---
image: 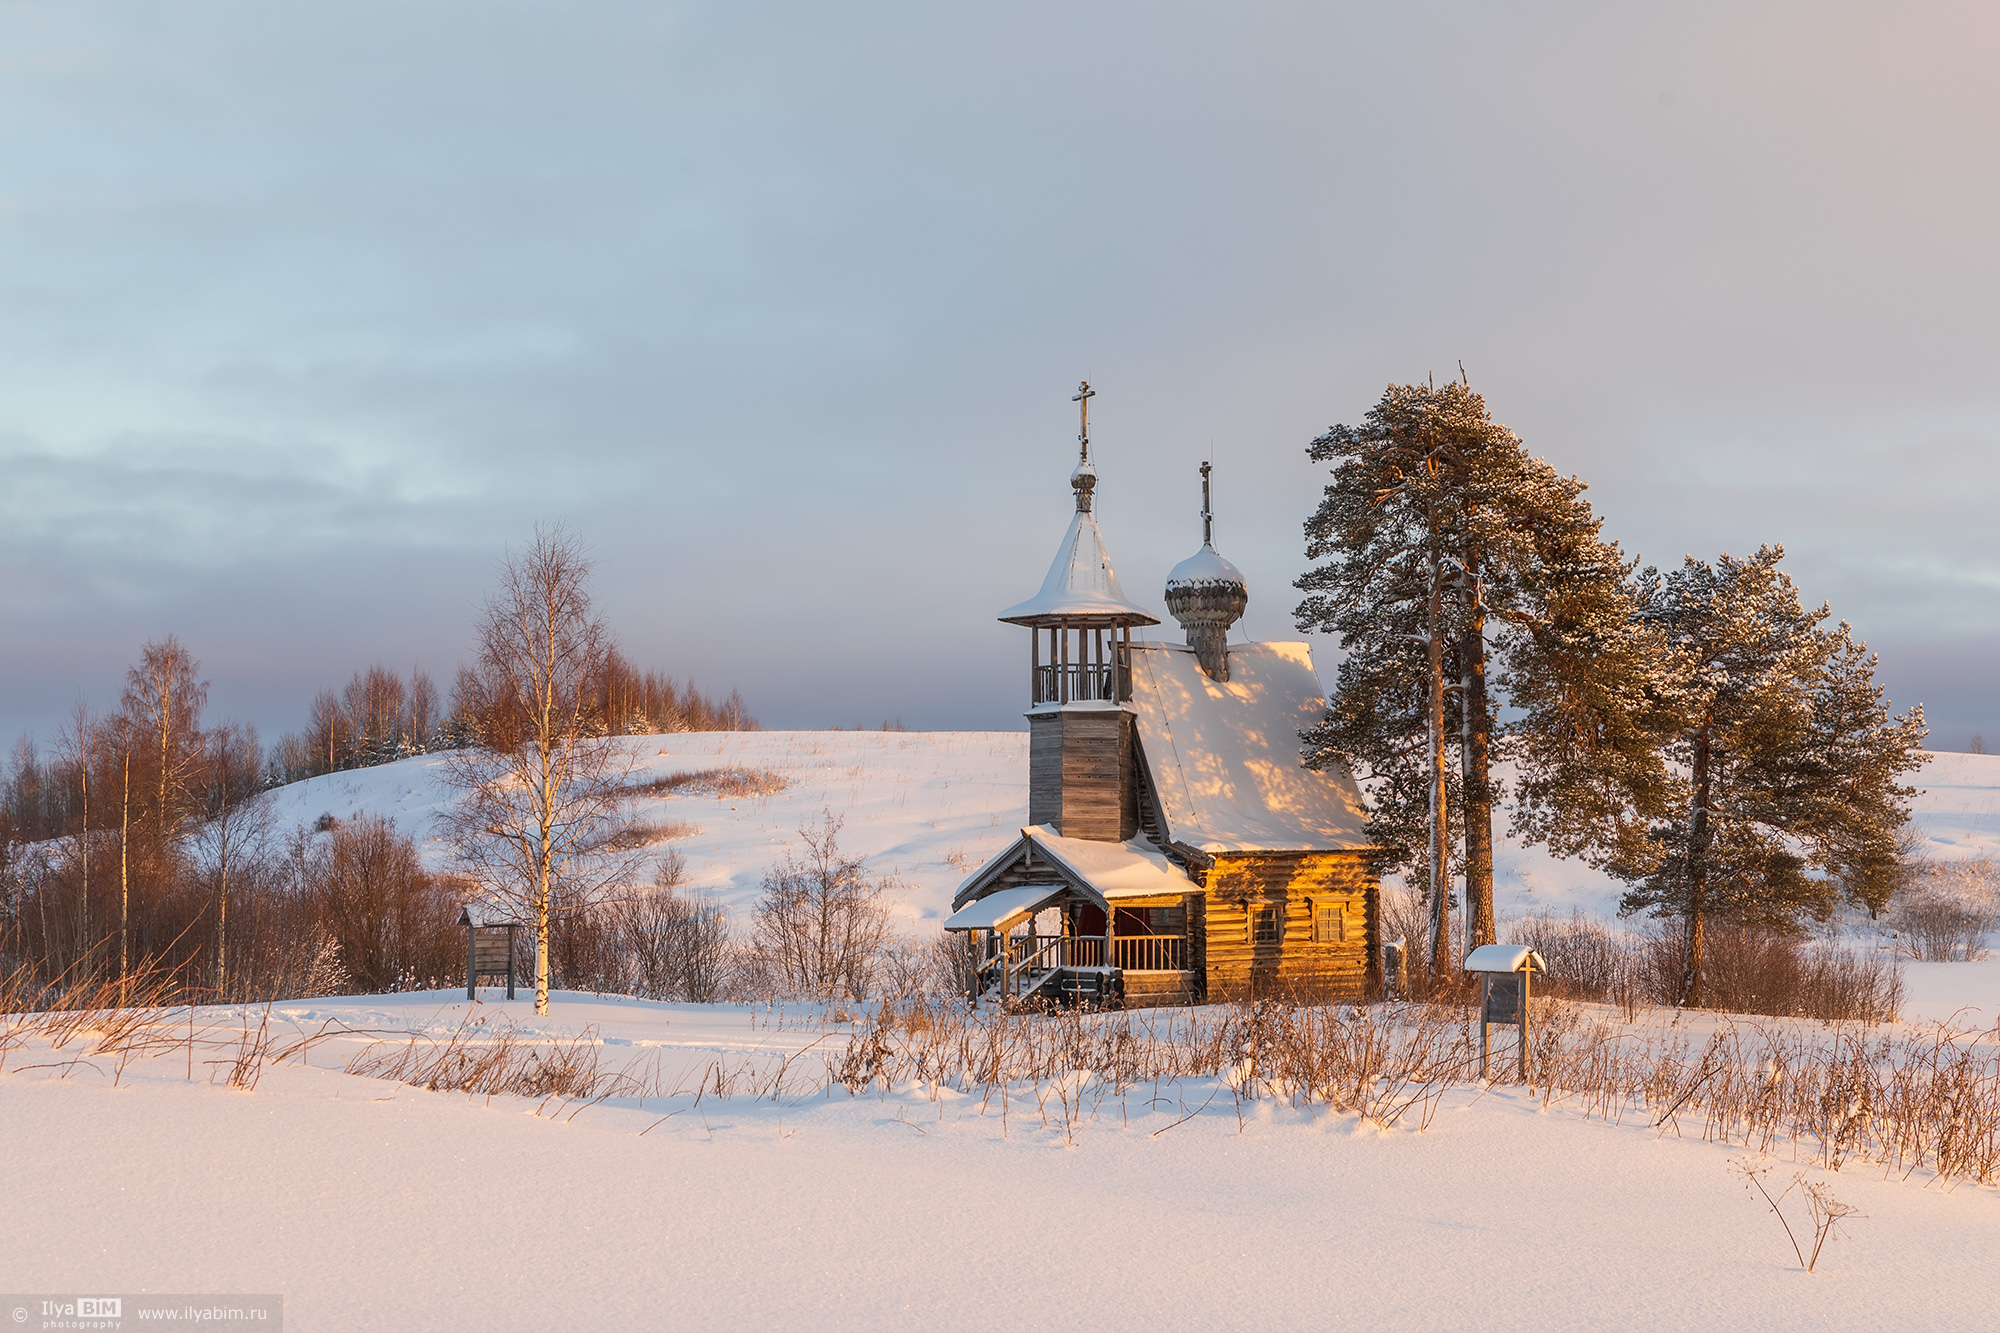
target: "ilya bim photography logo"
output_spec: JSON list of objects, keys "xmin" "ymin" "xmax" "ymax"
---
[{"xmin": 5, "ymin": 1295, "xmax": 282, "ymax": 1330}]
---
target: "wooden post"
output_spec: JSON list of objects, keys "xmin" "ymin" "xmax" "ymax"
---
[
  {"xmin": 466, "ymin": 922, "xmax": 478, "ymax": 1001},
  {"xmin": 1478, "ymin": 974, "xmax": 1490, "ymax": 1077},
  {"xmin": 507, "ymin": 923, "xmax": 518, "ymax": 1001},
  {"xmin": 1520, "ymin": 966, "xmax": 1531, "ymax": 1084}
]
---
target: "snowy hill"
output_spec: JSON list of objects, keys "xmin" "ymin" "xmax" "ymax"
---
[
  {"xmin": 258, "ymin": 731, "xmax": 1030, "ymax": 929},
  {"xmin": 260, "ymin": 734, "xmax": 2000, "ymax": 929}
]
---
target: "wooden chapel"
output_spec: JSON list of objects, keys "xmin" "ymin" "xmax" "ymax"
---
[{"xmin": 943, "ymin": 383, "xmax": 1380, "ymax": 1007}]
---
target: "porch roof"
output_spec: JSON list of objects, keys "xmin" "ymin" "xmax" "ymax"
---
[
  {"xmin": 941, "ymin": 884, "xmax": 1067, "ymax": 932},
  {"xmin": 950, "ymin": 824, "xmax": 1198, "ymax": 913}
]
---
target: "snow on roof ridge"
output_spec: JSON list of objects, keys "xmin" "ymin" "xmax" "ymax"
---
[
  {"xmin": 1164, "ymin": 542, "xmax": 1247, "ymax": 591},
  {"xmin": 998, "ymin": 508, "xmax": 1160, "ymax": 624}
]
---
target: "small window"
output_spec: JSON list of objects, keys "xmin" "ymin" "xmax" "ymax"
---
[
  {"xmin": 1314, "ymin": 905, "xmax": 1346, "ymax": 945},
  {"xmin": 1253, "ymin": 907, "xmax": 1280, "ymax": 945}
]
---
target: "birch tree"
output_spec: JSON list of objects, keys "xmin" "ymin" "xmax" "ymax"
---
[
  {"xmin": 442, "ymin": 525, "xmax": 635, "ymax": 1015},
  {"xmin": 61, "ymin": 703, "xmax": 94, "ymax": 972},
  {"xmin": 120, "ymin": 637, "xmax": 209, "ymax": 859}
]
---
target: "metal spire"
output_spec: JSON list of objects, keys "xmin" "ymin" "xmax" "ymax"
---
[{"xmin": 1200, "ymin": 460, "xmax": 1213, "ymax": 546}]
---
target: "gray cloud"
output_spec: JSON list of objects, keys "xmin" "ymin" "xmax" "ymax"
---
[{"xmin": 1, "ymin": 0, "xmax": 1995, "ymax": 751}]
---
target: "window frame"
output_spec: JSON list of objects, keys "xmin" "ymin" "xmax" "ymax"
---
[{"xmin": 1313, "ymin": 903, "xmax": 1346, "ymax": 945}]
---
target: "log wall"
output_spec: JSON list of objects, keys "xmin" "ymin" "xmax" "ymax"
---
[{"xmin": 1199, "ymin": 851, "xmax": 1377, "ymax": 1002}]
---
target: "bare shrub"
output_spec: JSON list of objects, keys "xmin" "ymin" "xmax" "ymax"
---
[
  {"xmin": 1699, "ymin": 924, "xmax": 1903, "ymax": 1023},
  {"xmin": 1891, "ymin": 858, "xmax": 1999, "ymax": 961},
  {"xmin": 612, "ymin": 853, "xmax": 734, "ymax": 1002},
  {"xmin": 752, "ymin": 812, "xmax": 893, "ymax": 1000},
  {"xmin": 1507, "ymin": 911, "xmax": 1636, "ymax": 1006},
  {"xmin": 1503, "ymin": 913, "xmax": 1901, "ymax": 1024},
  {"xmin": 298, "ymin": 815, "xmax": 460, "ymax": 993},
  {"xmin": 1379, "ymin": 882, "xmax": 1434, "ymax": 995},
  {"xmin": 875, "ymin": 931, "xmax": 977, "ymax": 1002}
]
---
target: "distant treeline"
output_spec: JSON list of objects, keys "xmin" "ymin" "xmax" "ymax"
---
[
  {"xmin": 4, "ymin": 645, "xmax": 756, "ymax": 846},
  {"xmin": 0, "ymin": 634, "xmax": 755, "ymax": 1000},
  {"xmin": 270, "ymin": 649, "xmax": 755, "ymax": 784}
]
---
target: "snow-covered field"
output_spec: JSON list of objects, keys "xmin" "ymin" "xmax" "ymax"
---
[
  {"xmin": 9, "ymin": 738, "xmax": 2000, "ymax": 1330},
  {"xmin": 4, "ymin": 990, "xmax": 1999, "ymax": 1332}
]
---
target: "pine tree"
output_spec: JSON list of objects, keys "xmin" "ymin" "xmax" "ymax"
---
[
  {"xmin": 1616, "ymin": 547, "xmax": 1925, "ymax": 1004},
  {"xmin": 1800, "ymin": 623, "xmax": 1928, "ymax": 918},
  {"xmin": 1298, "ymin": 379, "xmax": 1629, "ymax": 965},
  {"xmin": 1495, "ymin": 476, "xmax": 1679, "ymax": 889},
  {"xmin": 1297, "ymin": 382, "xmax": 1478, "ymax": 978}
]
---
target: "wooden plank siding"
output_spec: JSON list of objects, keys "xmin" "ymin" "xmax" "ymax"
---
[
  {"xmin": 1028, "ymin": 708, "xmax": 1137, "ymax": 841},
  {"xmin": 1199, "ymin": 851, "xmax": 1377, "ymax": 1002}
]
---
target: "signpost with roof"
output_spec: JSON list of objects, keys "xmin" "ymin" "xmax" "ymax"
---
[
  {"xmin": 1464, "ymin": 943, "xmax": 1545, "ymax": 1081},
  {"xmin": 460, "ymin": 904, "xmax": 521, "ymax": 1001}
]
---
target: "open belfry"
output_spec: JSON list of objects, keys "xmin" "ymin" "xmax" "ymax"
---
[{"xmin": 945, "ymin": 383, "xmax": 1381, "ymax": 1006}]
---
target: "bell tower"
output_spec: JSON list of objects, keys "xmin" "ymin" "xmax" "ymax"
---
[{"xmin": 997, "ymin": 382, "xmax": 1159, "ymax": 841}]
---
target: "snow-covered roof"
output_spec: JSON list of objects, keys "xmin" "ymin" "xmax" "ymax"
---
[
  {"xmin": 942, "ymin": 884, "xmax": 1067, "ymax": 931},
  {"xmin": 1165, "ymin": 543, "xmax": 1246, "ymax": 592},
  {"xmin": 1129, "ymin": 641, "xmax": 1371, "ymax": 854},
  {"xmin": 458, "ymin": 902, "xmax": 523, "ymax": 928},
  {"xmin": 1464, "ymin": 944, "xmax": 1547, "ymax": 974},
  {"xmin": 950, "ymin": 824, "xmax": 1198, "ymax": 912},
  {"xmin": 998, "ymin": 509, "xmax": 1160, "ymax": 625},
  {"xmin": 1024, "ymin": 825, "xmax": 1197, "ymax": 899}
]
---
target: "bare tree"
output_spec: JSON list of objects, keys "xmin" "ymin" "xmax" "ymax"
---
[
  {"xmin": 196, "ymin": 723, "xmax": 266, "ymax": 997},
  {"xmin": 120, "ymin": 636, "xmax": 209, "ymax": 855},
  {"xmin": 442, "ymin": 525, "xmax": 636, "ymax": 1014},
  {"xmin": 61, "ymin": 702, "xmax": 94, "ymax": 973},
  {"xmin": 752, "ymin": 811, "xmax": 894, "ymax": 1001},
  {"xmin": 410, "ymin": 668, "xmax": 440, "ymax": 748}
]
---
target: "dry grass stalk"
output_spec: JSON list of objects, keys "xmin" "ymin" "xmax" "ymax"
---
[{"xmin": 623, "ymin": 767, "xmax": 786, "ymax": 801}]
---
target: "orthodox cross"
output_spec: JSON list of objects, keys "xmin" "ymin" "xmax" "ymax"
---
[
  {"xmin": 1200, "ymin": 460, "xmax": 1213, "ymax": 546},
  {"xmin": 1072, "ymin": 380, "xmax": 1095, "ymax": 464}
]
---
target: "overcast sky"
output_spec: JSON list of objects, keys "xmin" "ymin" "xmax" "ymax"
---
[{"xmin": 3, "ymin": 1, "xmax": 1996, "ymax": 751}]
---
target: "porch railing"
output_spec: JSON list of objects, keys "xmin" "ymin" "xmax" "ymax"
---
[
  {"xmin": 973, "ymin": 932, "xmax": 1187, "ymax": 1003},
  {"xmin": 1114, "ymin": 936, "xmax": 1187, "ymax": 972}
]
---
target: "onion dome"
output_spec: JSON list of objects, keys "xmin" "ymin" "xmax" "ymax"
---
[{"xmin": 1163, "ymin": 462, "xmax": 1247, "ymax": 680}]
